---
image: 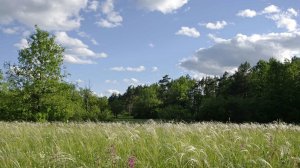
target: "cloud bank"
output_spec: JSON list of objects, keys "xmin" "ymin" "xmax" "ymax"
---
[
  {"xmin": 0, "ymin": 0, "xmax": 87, "ymax": 31},
  {"xmin": 180, "ymin": 31, "xmax": 300, "ymax": 75}
]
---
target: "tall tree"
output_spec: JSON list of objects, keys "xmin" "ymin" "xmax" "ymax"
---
[
  {"xmin": 108, "ymin": 93, "xmax": 123, "ymax": 118},
  {"xmin": 7, "ymin": 26, "xmax": 65, "ymax": 121},
  {"xmin": 131, "ymin": 85, "xmax": 161, "ymax": 119}
]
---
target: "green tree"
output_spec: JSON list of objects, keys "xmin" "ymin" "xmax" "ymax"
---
[
  {"xmin": 158, "ymin": 75, "xmax": 171, "ymax": 103},
  {"xmin": 159, "ymin": 76, "xmax": 195, "ymax": 120},
  {"xmin": 108, "ymin": 93, "xmax": 124, "ymax": 118},
  {"xmin": 7, "ymin": 26, "xmax": 65, "ymax": 121},
  {"xmin": 131, "ymin": 85, "xmax": 161, "ymax": 119},
  {"xmin": 79, "ymin": 88, "xmax": 111, "ymax": 121}
]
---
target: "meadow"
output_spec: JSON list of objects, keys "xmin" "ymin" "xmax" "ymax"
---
[{"xmin": 0, "ymin": 121, "xmax": 300, "ymax": 168}]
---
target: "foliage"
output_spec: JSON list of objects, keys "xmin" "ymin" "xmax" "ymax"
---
[
  {"xmin": 113, "ymin": 57, "xmax": 300, "ymax": 123},
  {"xmin": 108, "ymin": 93, "xmax": 124, "ymax": 118},
  {"xmin": 0, "ymin": 26, "xmax": 112, "ymax": 122}
]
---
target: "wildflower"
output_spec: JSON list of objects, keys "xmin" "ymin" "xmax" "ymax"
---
[{"xmin": 128, "ymin": 156, "xmax": 136, "ymax": 168}]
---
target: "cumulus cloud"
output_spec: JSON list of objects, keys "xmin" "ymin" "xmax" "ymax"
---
[
  {"xmin": 22, "ymin": 30, "xmax": 31, "ymax": 37},
  {"xmin": 204, "ymin": 21, "xmax": 227, "ymax": 30},
  {"xmin": 77, "ymin": 31, "xmax": 99, "ymax": 45},
  {"xmin": 136, "ymin": 0, "xmax": 188, "ymax": 14},
  {"xmin": 106, "ymin": 89, "xmax": 120, "ymax": 95},
  {"xmin": 77, "ymin": 31, "xmax": 89, "ymax": 38},
  {"xmin": 14, "ymin": 38, "xmax": 29, "ymax": 49},
  {"xmin": 262, "ymin": 5, "xmax": 280, "ymax": 14},
  {"xmin": 287, "ymin": 8, "xmax": 298, "ymax": 17},
  {"xmin": 110, "ymin": 66, "xmax": 146, "ymax": 72},
  {"xmin": 237, "ymin": 5, "xmax": 298, "ymax": 32},
  {"xmin": 123, "ymin": 78, "xmax": 140, "ymax": 86},
  {"xmin": 237, "ymin": 9, "xmax": 257, "ymax": 18},
  {"xmin": 266, "ymin": 7, "xmax": 298, "ymax": 32},
  {"xmin": 0, "ymin": 0, "xmax": 87, "ymax": 31},
  {"xmin": 180, "ymin": 31, "xmax": 300, "ymax": 75},
  {"xmin": 105, "ymin": 79, "xmax": 118, "ymax": 84},
  {"xmin": 96, "ymin": 0, "xmax": 123, "ymax": 28},
  {"xmin": 152, "ymin": 66, "xmax": 159, "ymax": 72},
  {"xmin": 55, "ymin": 32, "xmax": 107, "ymax": 64},
  {"xmin": 176, "ymin": 27, "xmax": 200, "ymax": 38},
  {"xmin": 64, "ymin": 55, "xmax": 96, "ymax": 64},
  {"xmin": 91, "ymin": 39, "xmax": 99, "ymax": 45},
  {"xmin": 208, "ymin": 34, "xmax": 229, "ymax": 43},
  {"xmin": 88, "ymin": 0, "xmax": 99, "ymax": 12},
  {"xmin": 1, "ymin": 27, "xmax": 19, "ymax": 34}
]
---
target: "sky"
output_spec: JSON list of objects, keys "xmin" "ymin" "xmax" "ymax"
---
[{"xmin": 0, "ymin": 0, "xmax": 299, "ymax": 96}]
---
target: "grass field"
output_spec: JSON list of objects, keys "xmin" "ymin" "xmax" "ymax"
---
[{"xmin": 0, "ymin": 121, "xmax": 300, "ymax": 168}]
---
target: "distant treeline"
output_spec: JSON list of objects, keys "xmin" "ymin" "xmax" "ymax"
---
[
  {"xmin": 110, "ymin": 57, "xmax": 300, "ymax": 123},
  {"xmin": 0, "ymin": 27, "xmax": 300, "ymax": 123}
]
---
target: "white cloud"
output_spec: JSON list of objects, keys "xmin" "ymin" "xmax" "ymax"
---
[
  {"xmin": 176, "ymin": 27, "xmax": 200, "ymax": 38},
  {"xmin": 0, "ymin": 0, "xmax": 87, "ymax": 31},
  {"xmin": 180, "ymin": 31, "xmax": 300, "ymax": 75},
  {"xmin": 126, "ymin": 66, "xmax": 146, "ymax": 72},
  {"xmin": 22, "ymin": 30, "xmax": 31, "ymax": 37},
  {"xmin": 110, "ymin": 66, "xmax": 126, "ymax": 71},
  {"xmin": 88, "ymin": 0, "xmax": 99, "ymax": 12},
  {"xmin": 204, "ymin": 21, "xmax": 227, "ymax": 30},
  {"xmin": 64, "ymin": 55, "xmax": 96, "ymax": 64},
  {"xmin": 96, "ymin": 0, "xmax": 123, "ymax": 28},
  {"xmin": 123, "ymin": 78, "xmax": 140, "ymax": 86},
  {"xmin": 55, "ymin": 32, "xmax": 107, "ymax": 64},
  {"xmin": 262, "ymin": 5, "xmax": 280, "ymax": 14},
  {"xmin": 237, "ymin": 6, "xmax": 298, "ymax": 32},
  {"xmin": 91, "ymin": 39, "xmax": 99, "ymax": 45},
  {"xmin": 136, "ymin": 0, "xmax": 188, "ymax": 14},
  {"xmin": 272, "ymin": 16, "xmax": 297, "ymax": 32},
  {"xmin": 287, "ymin": 8, "xmax": 298, "ymax": 17},
  {"xmin": 1, "ymin": 27, "xmax": 19, "ymax": 34},
  {"xmin": 106, "ymin": 89, "xmax": 120, "ymax": 95},
  {"xmin": 105, "ymin": 79, "xmax": 118, "ymax": 84},
  {"xmin": 56, "ymin": 32, "xmax": 87, "ymax": 48},
  {"xmin": 208, "ymin": 34, "xmax": 229, "ymax": 43},
  {"xmin": 266, "ymin": 8, "xmax": 298, "ymax": 32},
  {"xmin": 237, "ymin": 9, "xmax": 257, "ymax": 18},
  {"xmin": 110, "ymin": 66, "xmax": 146, "ymax": 72},
  {"xmin": 152, "ymin": 66, "xmax": 158, "ymax": 72},
  {"xmin": 14, "ymin": 38, "xmax": 29, "ymax": 49},
  {"xmin": 77, "ymin": 31, "xmax": 89, "ymax": 38},
  {"xmin": 77, "ymin": 31, "xmax": 99, "ymax": 45}
]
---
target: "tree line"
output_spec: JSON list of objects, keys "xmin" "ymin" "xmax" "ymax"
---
[
  {"xmin": 111, "ymin": 58, "xmax": 300, "ymax": 123},
  {"xmin": 1, "ymin": 27, "xmax": 300, "ymax": 123}
]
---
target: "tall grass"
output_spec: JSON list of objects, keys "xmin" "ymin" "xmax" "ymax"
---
[{"xmin": 0, "ymin": 121, "xmax": 300, "ymax": 167}]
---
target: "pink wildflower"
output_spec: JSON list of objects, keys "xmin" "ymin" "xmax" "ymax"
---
[{"xmin": 128, "ymin": 156, "xmax": 136, "ymax": 168}]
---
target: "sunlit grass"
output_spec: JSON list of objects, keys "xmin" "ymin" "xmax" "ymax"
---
[{"xmin": 0, "ymin": 121, "xmax": 300, "ymax": 167}]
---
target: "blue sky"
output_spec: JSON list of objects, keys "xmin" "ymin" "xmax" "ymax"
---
[{"xmin": 0, "ymin": 0, "xmax": 299, "ymax": 96}]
